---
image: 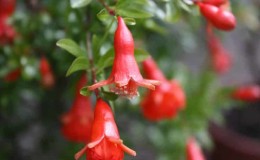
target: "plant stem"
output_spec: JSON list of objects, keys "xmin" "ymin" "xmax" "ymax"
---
[
  {"xmin": 86, "ymin": 33, "xmax": 100, "ymax": 98},
  {"xmin": 98, "ymin": 0, "xmax": 115, "ymax": 15}
]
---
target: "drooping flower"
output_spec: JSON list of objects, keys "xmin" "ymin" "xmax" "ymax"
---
[
  {"xmin": 202, "ymin": 0, "xmax": 227, "ymax": 7},
  {"xmin": 198, "ymin": 2, "xmax": 236, "ymax": 31},
  {"xmin": 75, "ymin": 98, "xmax": 136, "ymax": 160},
  {"xmin": 88, "ymin": 16, "xmax": 159, "ymax": 99},
  {"xmin": 61, "ymin": 75, "xmax": 93, "ymax": 143},
  {"xmin": 3, "ymin": 68, "xmax": 21, "ymax": 82},
  {"xmin": 141, "ymin": 57, "xmax": 186, "ymax": 121},
  {"xmin": 0, "ymin": 22, "xmax": 16, "ymax": 45},
  {"xmin": 207, "ymin": 25, "xmax": 231, "ymax": 74},
  {"xmin": 39, "ymin": 56, "xmax": 55, "ymax": 88},
  {"xmin": 186, "ymin": 137, "xmax": 205, "ymax": 160},
  {"xmin": 232, "ymin": 85, "xmax": 260, "ymax": 102},
  {"xmin": 0, "ymin": 0, "xmax": 16, "ymax": 21}
]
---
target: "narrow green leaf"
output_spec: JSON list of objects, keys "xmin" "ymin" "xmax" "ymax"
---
[
  {"xmin": 117, "ymin": 9, "xmax": 153, "ymax": 18},
  {"xmin": 56, "ymin": 39, "xmax": 85, "ymax": 57},
  {"xmin": 80, "ymin": 86, "xmax": 91, "ymax": 96},
  {"xmin": 103, "ymin": 91, "xmax": 118, "ymax": 101},
  {"xmin": 123, "ymin": 18, "xmax": 136, "ymax": 25},
  {"xmin": 97, "ymin": 9, "xmax": 110, "ymax": 21},
  {"xmin": 70, "ymin": 0, "xmax": 92, "ymax": 8},
  {"xmin": 66, "ymin": 57, "xmax": 89, "ymax": 76},
  {"xmin": 134, "ymin": 48, "xmax": 150, "ymax": 62}
]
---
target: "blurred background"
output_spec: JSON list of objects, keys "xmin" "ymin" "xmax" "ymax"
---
[{"xmin": 0, "ymin": 0, "xmax": 260, "ymax": 160}]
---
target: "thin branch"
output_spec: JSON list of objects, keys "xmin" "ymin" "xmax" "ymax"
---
[
  {"xmin": 98, "ymin": 0, "xmax": 115, "ymax": 15},
  {"xmin": 86, "ymin": 33, "xmax": 100, "ymax": 98}
]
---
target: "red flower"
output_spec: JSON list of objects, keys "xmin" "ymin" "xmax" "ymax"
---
[
  {"xmin": 61, "ymin": 75, "xmax": 93, "ymax": 143},
  {"xmin": 186, "ymin": 137, "xmax": 205, "ymax": 160},
  {"xmin": 207, "ymin": 26, "xmax": 231, "ymax": 74},
  {"xmin": 75, "ymin": 98, "xmax": 136, "ymax": 160},
  {"xmin": 4, "ymin": 68, "xmax": 21, "ymax": 82},
  {"xmin": 39, "ymin": 56, "xmax": 55, "ymax": 88},
  {"xmin": 0, "ymin": 0, "xmax": 16, "ymax": 21},
  {"xmin": 232, "ymin": 85, "xmax": 260, "ymax": 102},
  {"xmin": 198, "ymin": 3, "xmax": 236, "ymax": 31},
  {"xmin": 201, "ymin": 0, "xmax": 227, "ymax": 6},
  {"xmin": 141, "ymin": 57, "xmax": 185, "ymax": 121},
  {"xmin": 88, "ymin": 16, "xmax": 159, "ymax": 98},
  {"xmin": 0, "ymin": 22, "xmax": 16, "ymax": 45}
]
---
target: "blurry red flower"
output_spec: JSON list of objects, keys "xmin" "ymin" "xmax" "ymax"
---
[
  {"xmin": 75, "ymin": 98, "xmax": 136, "ymax": 160},
  {"xmin": 4, "ymin": 68, "xmax": 21, "ymax": 82},
  {"xmin": 198, "ymin": 2, "xmax": 236, "ymax": 31},
  {"xmin": 207, "ymin": 26, "xmax": 231, "ymax": 74},
  {"xmin": 0, "ymin": 0, "xmax": 16, "ymax": 21},
  {"xmin": 88, "ymin": 16, "xmax": 159, "ymax": 99},
  {"xmin": 61, "ymin": 75, "xmax": 93, "ymax": 143},
  {"xmin": 201, "ymin": 0, "xmax": 227, "ymax": 6},
  {"xmin": 141, "ymin": 57, "xmax": 186, "ymax": 121},
  {"xmin": 0, "ymin": 22, "xmax": 16, "ymax": 45},
  {"xmin": 39, "ymin": 56, "xmax": 55, "ymax": 88},
  {"xmin": 232, "ymin": 85, "xmax": 260, "ymax": 102},
  {"xmin": 186, "ymin": 137, "xmax": 205, "ymax": 160}
]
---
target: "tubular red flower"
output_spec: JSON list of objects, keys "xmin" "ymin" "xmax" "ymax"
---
[
  {"xmin": 3, "ymin": 68, "xmax": 21, "ymax": 82},
  {"xmin": 201, "ymin": 0, "xmax": 227, "ymax": 6},
  {"xmin": 61, "ymin": 75, "xmax": 93, "ymax": 143},
  {"xmin": 186, "ymin": 137, "xmax": 205, "ymax": 160},
  {"xmin": 0, "ymin": 22, "xmax": 16, "ymax": 45},
  {"xmin": 0, "ymin": 0, "xmax": 16, "ymax": 21},
  {"xmin": 141, "ymin": 57, "xmax": 186, "ymax": 121},
  {"xmin": 75, "ymin": 98, "xmax": 136, "ymax": 160},
  {"xmin": 232, "ymin": 85, "xmax": 260, "ymax": 102},
  {"xmin": 207, "ymin": 26, "xmax": 231, "ymax": 74},
  {"xmin": 88, "ymin": 16, "xmax": 159, "ymax": 98},
  {"xmin": 39, "ymin": 56, "xmax": 55, "ymax": 88},
  {"xmin": 198, "ymin": 3, "xmax": 236, "ymax": 31}
]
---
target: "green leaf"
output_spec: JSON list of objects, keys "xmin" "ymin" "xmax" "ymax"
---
[
  {"xmin": 123, "ymin": 18, "xmax": 136, "ymax": 25},
  {"xmin": 80, "ymin": 86, "xmax": 91, "ymax": 96},
  {"xmin": 70, "ymin": 0, "xmax": 92, "ymax": 8},
  {"xmin": 103, "ymin": 91, "xmax": 118, "ymax": 101},
  {"xmin": 97, "ymin": 9, "xmax": 110, "ymax": 22},
  {"xmin": 56, "ymin": 39, "xmax": 85, "ymax": 57},
  {"xmin": 96, "ymin": 48, "xmax": 150, "ymax": 73},
  {"xmin": 134, "ymin": 48, "xmax": 150, "ymax": 62},
  {"xmin": 66, "ymin": 56, "xmax": 89, "ymax": 76},
  {"xmin": 117, "ymin": 9, "xmax": 152, "ymax": 19}
]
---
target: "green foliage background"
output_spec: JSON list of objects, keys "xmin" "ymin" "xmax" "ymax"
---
[{"xmin": 0, "ymin": 0, "xmax": 259, "ymax": 160}]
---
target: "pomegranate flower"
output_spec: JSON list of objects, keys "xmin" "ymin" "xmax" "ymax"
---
[
  {"xmin": 4, "ymin": 68, "xmax": 21, "ymax": 82},
  {"xmin": 198, "ymin": 2, "xmax": 236, "ymax": 31},
  {"xmin": 201, "ymin": 0, "xmax": 227, "ymax": 6},
  {"xmin": 207, "ymin": 26, "xmax": 231, "ymax": 74},
  {"xmin": 141, "ymin": 57, "xmax": 186, "ymax": 121},
  {"xmin": 232, "ymin": 85, "xmax": 260, "ymax": 102},
  {"xmin": 88, "ymin": 16, "xmax": 159, "ymax": 98},
  {"xmin": 186, "ymin": 137, "xmax": 205, "ymax": 160},
  {"xmin": 0, "ymin": 22, "xmax": 16, "ymax": 45},
  {"xmin": 61, "ymin": 75, "xmax": 93, "ymax": 143},
  {"xmin": 75, "ymin": 98, "xmax": 136, "ymax": 160},
  {"xmin": 0, "ymin": 0, "xmax": 16, "ymax": 21},
  {"xmin": 39, "ymin": 56, "xmax": 55, "ymax": 88}
]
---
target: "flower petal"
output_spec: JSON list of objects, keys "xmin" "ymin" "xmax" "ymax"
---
[{"xmin": 88, "ymin": 78, "xmax": 113, "ymax": 90}]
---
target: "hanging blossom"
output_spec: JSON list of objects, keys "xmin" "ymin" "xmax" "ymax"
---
[
  {"xmin": 141, "ymin": 57, "xmax": 186, "ymax": 121},
  {"xmin": 61, "ymin": 75, "xmax": 93, "ymax": 143},
  {"xmin": 3, "ymin": 68, "xmax": 21, "ymax": 82},
  {"xmin": 0, "ymin": 0, "xmax": 16, "ymax": 46},
  {"xmin": 186, "ymin": 137, "xmax": 205, "ymax": 160},
  {"xmin": 232, "ymin": 85, "xmax": 260, "ymax": 102},
  {"xmin": 207, "ymin": 25, "xmax": 231, "ymax": 74},
  {"xmin": 197, "ymin": 0, "xmax": 236, "ymax": 31},
  {"xmin": 88, "ymin": 16, "xmax": 159, "ymax": 99},
  {"xmin": 75, "ymin": 98, "xmax": 136, "ymax": 160},
  {"xmin": 39, "ymin": 56, "xmax": 55, "ymax": 88}
]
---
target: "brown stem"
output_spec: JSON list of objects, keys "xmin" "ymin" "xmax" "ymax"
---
[
  {"xmin": 86, "ymin": 33, "xmax": 100, "ymax": 98},
  {"xmin": 98, "ymin": 0, "xmax": 115, "ymax": 15}
]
